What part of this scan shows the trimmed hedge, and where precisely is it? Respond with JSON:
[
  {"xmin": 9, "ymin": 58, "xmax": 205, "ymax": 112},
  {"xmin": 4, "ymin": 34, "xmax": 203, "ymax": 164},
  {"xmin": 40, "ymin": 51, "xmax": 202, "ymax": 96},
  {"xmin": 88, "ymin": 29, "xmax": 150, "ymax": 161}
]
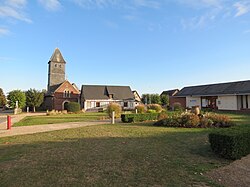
[
  {"xmin": 67, "ymin": 102, "xmax": 80, "ymax": 113},
  {"xmin": 121, "ymin": 113, "xmax": 159, "ymax": 123},
  {"xmin": 209, "ymin": 126, "xmax": 250, "ymax": 160}
]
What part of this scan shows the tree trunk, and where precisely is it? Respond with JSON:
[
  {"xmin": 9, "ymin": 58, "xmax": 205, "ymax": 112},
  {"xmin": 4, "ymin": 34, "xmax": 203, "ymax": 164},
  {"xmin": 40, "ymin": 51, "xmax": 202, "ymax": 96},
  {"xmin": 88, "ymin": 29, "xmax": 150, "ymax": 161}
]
[{"xmin": 33, "ymin": 107, "xmax": 36, "ymax": 113}]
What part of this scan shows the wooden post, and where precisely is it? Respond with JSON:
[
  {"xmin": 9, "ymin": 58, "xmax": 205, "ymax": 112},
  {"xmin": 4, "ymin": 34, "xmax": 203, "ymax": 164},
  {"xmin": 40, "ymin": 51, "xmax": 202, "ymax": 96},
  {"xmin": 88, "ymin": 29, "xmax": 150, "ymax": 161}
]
[
  {"xmin": 111, "ymin": 111, "xmax": 115, "ymax": 124},
  {"xmin": 135, "ymin": 109, "xmax": 138, "ymax": 114}
]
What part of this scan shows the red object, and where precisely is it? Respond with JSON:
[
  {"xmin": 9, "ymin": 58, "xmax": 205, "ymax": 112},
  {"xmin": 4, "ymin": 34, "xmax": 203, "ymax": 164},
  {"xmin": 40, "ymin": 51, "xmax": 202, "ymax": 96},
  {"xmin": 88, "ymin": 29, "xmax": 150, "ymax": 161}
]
[{"xmin": 7, "ymin": 115, "xmax": 11, "ymax": 130}]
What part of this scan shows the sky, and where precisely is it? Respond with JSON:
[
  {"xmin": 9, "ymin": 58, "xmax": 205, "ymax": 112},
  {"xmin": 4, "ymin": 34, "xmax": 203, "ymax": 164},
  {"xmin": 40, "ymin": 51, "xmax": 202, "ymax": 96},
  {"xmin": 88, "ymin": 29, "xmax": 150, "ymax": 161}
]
[{"xmin": 1, "ymin": 0, "xmax": 250, "ymax": 96}]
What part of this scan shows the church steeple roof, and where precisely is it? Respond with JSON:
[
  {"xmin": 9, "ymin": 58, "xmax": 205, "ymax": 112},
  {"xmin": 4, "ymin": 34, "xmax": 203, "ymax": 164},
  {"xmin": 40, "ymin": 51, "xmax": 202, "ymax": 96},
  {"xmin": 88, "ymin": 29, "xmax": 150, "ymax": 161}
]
[{"xmin": 49, "ymin": 48, "xmax": 66, "ymax": 64}]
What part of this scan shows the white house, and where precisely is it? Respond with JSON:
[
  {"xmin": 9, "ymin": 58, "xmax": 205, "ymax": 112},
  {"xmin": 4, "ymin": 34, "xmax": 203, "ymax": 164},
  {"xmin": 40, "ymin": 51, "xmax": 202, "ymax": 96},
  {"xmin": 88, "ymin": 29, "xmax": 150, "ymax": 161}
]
[
  {"xmin": 80, "ymin": 85, "xmax": 136, "ymax": 111},
  {"xmin": 174, "ymin": 80, "xmax": 250, "ymax": 111}
]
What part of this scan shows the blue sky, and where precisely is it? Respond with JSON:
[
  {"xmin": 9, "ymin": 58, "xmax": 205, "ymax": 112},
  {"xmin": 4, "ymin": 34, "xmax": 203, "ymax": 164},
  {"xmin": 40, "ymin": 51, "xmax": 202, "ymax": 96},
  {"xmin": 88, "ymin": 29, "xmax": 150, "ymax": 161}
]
[{"xmin": 1, "ymin": 0, "xmax": 250, "ymax": 95}]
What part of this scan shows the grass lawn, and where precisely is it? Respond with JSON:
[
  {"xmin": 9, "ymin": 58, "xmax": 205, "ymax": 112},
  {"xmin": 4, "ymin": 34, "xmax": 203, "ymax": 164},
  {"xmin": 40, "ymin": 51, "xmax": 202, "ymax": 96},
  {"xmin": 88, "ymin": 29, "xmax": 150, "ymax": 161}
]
[
  {"xmin": 14, "ymin": 112, "xmax": 108, "ymax": 127},
  {"xmin": 0, "ymin": 112, "xmax": 249, "ymax": 186}
]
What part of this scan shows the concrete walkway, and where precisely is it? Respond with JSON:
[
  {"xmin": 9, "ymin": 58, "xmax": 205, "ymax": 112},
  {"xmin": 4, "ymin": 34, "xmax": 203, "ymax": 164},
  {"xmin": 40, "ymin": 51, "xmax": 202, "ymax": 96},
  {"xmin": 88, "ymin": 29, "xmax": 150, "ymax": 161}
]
[{"xmin": 0, "ymin": 120, "xmax": 111, "ymax": 138}]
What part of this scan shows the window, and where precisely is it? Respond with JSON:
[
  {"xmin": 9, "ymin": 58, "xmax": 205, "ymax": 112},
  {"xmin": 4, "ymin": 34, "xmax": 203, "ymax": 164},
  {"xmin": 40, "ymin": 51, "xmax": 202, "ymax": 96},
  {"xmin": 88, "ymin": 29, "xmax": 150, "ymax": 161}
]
[
  {"xmin": 55, "ymin": 64, "xmax": 57, "ymax": 67},
  {"xmin": 64, "ymin": 90, "xmax": 70, "ymax": 98},
  {"xmin": 109, "ymin": 94, "xmax": 114, "ymax": 99},
  {"xmin": 96, "ymin": 102, "xmax": 100, "ymax": 107},
  {"xmin": 124, "ymin": 102, "xmax": 128, "ymax": 107},
  {"xmin": 59, "ymin": 65, "xmax": 61, "ymax": 68}
]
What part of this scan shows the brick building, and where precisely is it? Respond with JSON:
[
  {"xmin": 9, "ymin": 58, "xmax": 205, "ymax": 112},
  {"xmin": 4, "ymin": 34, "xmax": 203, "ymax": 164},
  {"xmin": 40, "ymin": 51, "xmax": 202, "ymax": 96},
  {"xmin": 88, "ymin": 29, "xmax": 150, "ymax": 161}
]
[{"xmin": 44, "ymin": 48, "xmax": 80, "ymax": 110}]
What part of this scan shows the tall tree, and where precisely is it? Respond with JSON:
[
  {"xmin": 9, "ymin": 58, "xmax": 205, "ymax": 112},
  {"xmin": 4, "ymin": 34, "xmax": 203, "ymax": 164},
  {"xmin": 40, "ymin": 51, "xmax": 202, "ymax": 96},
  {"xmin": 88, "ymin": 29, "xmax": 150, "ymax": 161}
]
[
  {"xmin": 7, "ymin": 90, "xmax": 26, "ymax": 109},
  {"xmin": 25, "ymin": 89, "xmax": 44, "ymax": 112},
  {"xmin": 151, "ymin": 94, "xmax": 161, "ymax": 104},
  {"xmin": 0, "ymin": 88, "xmax": 7, "ymax": 107},
  {"xmin": 160, "ymin": 94, "xmax": 169, "ymax": 106}
]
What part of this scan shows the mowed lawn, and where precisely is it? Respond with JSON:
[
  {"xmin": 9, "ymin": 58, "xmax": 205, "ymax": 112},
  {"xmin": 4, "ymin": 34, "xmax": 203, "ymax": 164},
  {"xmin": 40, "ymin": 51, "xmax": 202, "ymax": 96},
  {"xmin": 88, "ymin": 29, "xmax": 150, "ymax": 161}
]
[
  {"xmin": 0, "ymin": 113, "xmax": 249, "ymax": 186},
  {"xmin": 13, "ymin": 112, "xmax": 108, "ymax": 127}
]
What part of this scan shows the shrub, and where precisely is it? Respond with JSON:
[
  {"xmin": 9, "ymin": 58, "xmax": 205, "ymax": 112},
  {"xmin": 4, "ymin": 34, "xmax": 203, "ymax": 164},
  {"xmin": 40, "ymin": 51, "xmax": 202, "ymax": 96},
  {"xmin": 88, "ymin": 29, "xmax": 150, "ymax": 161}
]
[
  {"xmin": 67, "ymin": 102, "xmax": 81, "ymax": 113},
  {"xmin": 153, "ymin": 112, "xmax": 234, "ymax": 128},
  {"xmin": 147, "ymin": 104, "xmax": 162, "ymax": 113},
  {"xmin": 121, "ymin": 113, "xmax": 159, "ymax": 123},
  {"xmin": 173, "ymin": 102, "xmax": 183, "ymax": 112},
  {"xmin": 209, "ymin": 126, "xmax": 250, "ymax": 160},
  {"xmin": 158, "ymin": 111, "xmax": 168, "ymax": 120},
  {"xmin": 147, "ymin": 109, "xmax": 157, "ymax": 113},
  {"xmin": 180, "ymin": 113, "xmax": 200, "ymax": 128},
  {"xmin": 204, "ymin": 113, "xmax": 233, "ymax": 127},
  {"xmin": 107, "ymin": 103, "xmax": 122, "ymax": 118},
  {"xmin": 135, "ymin": 104, "xmax": 146, "ymax": 113}
]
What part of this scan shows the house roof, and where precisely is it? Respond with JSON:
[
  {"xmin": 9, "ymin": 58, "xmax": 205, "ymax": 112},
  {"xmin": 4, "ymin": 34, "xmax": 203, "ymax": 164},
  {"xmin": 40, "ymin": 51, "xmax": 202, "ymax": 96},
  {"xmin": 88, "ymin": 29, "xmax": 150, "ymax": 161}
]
[
  {"xmin": 49, "ymin": 48, "xmax": 66, "ymax": 64},
  {"xmin": 176, "ymin": 80, "xmax": 250, "ymax": 97},
  {"xmin": 81, "ymin": 85, "xmax": 134, "ymax": 100},
  {"xmin": 161, "ymin": 89, "xmax": 179, "ymax": 96},
  {"xmin": 48, "ymin": 81, "xmax": 80, "ymax": 94}
]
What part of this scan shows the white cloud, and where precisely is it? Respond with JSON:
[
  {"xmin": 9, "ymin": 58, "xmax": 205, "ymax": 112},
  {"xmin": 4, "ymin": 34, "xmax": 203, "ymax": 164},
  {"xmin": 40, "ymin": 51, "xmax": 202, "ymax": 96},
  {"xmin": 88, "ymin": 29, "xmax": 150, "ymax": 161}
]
[
  {"xmin": 0, "ymin": 27, "xmax": 9, "ymax": 35},
  {"xmin": 132, "ymin": 0, "xmax": 161, "ymax": 9},
  {"xmin": 38, "ymin": 0, "xmax": 61, "ymax": 11},
  {"xmin": 234, "ymin": 1, "xmax": 250, "ymax": 17},
  {"xmin": 0, "ymin": 5, "xmax": 31, "ymax": 23},
  {"xmin": 6, "ymin": 0, "xmax": 27, "ymax": 8}
]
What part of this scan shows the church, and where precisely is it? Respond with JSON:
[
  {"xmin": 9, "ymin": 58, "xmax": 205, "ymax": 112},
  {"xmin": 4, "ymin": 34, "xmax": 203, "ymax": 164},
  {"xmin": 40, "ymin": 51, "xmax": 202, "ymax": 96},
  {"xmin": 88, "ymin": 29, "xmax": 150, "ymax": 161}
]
[{"xmin": 44, "ymin": 48, "xmax": 137, "ymax": 111}]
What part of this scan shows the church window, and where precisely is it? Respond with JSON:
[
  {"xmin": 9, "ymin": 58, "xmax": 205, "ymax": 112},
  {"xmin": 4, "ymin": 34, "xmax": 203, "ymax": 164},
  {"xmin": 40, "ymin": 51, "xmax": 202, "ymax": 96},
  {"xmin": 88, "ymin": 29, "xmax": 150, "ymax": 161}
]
[
  {"xmin": 64, "ymin": 90, "xmax": 67, "ymax": 98},
  {"xmin": 67, "ymin": 91, "xmax": 70, "ymax": 98},
  {"xmin": 55, "ymin": 64, "xmax": 57, "ymax": 67}
]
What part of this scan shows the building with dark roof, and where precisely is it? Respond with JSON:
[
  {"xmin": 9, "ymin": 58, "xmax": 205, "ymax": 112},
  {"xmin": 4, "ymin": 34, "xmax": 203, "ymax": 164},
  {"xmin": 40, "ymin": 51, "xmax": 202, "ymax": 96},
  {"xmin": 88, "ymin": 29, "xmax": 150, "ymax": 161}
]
[
  {"xmin": 81, "ymin": 85, "xmax": 135, "ymax": 111},
  {"xmin": 174, "ymin": 80, "xmax": 250, "ymax": 111},
  {"xmin": 160, "ymin": 89, "xmax": 179, "ymax": 97},
  {"xmin": 44, "ymin": 48, "xmax": 137, "ymax": 111}
]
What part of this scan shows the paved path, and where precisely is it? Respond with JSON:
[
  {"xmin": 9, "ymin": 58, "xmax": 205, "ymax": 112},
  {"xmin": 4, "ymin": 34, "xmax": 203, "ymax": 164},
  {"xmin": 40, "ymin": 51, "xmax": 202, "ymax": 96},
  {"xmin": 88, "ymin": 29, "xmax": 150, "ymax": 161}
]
[{"xmin": 0, "ymin": 120, "xmax": 111, "ymax": 138}]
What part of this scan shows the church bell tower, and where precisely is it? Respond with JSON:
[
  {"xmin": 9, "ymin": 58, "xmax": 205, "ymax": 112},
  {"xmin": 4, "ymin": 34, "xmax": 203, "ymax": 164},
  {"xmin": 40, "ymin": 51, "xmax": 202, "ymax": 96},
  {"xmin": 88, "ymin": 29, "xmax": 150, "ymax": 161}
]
[{"xmin": 47, "ymin": 48, "xmax": 66, "ymax": 93}]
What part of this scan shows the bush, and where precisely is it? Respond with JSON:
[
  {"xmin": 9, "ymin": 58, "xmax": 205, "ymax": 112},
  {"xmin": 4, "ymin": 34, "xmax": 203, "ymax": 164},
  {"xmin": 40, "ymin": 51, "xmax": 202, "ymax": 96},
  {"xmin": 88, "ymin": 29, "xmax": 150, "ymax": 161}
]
[
  {"xmin": 147, "ymin": 104, "xmax": 162, "ymax": 113},
  {"xmin": 173, "ymin": 102, "xmax": 183, "ymax": 112},
  {"xmin": 67, "ymin": 102, "xmax": 81, "ymax": 113},
  {"xmin": 121, "ymin": 113, "xmax": 159, "ymax": 123},
  {"xmin": 209, "ymin": 126, "xmax": 250, "ymax": 160},
  {"xmin": 147, "ymin": 109, "xmax": 157, "ymax": 113},
  {"xmin": 153, "ymin": 112, "xmax": 234, "ymax": 128},
  {"xmin": 158, "ymin": 111, "xmax": 168, "ymax": 120},
  {"xmin": 107, "ymin": 103, "xmax": 122, "ymax": 118},
  {"xmin": 135, "ymin": 104, "xmax": 146, "ymax": 113}
]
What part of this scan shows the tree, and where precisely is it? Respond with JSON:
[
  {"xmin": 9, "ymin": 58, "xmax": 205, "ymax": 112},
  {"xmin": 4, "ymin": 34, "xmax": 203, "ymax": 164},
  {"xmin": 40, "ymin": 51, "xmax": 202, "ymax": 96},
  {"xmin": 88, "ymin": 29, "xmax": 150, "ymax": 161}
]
[
  {"xmin": 26, "ymin": 89, "xmax": 44, "ymax": 112},
  {"xmin": 142, "ymin": 94, "xmax": 151, "ymax": 104},
  {"xmin": 151, "ymin": 94, "xmax": 161, "ymax": 104},
  {"xmin": 7, "ymin": 90, "xmax": 26, "ymax": 109},
  {"xmin": 0, "ymin": 88, "xmax": 6, "ymax": 107},
  {"xmin": 160, "ymin": 94, "xmax": 169, "ymax": 106}
]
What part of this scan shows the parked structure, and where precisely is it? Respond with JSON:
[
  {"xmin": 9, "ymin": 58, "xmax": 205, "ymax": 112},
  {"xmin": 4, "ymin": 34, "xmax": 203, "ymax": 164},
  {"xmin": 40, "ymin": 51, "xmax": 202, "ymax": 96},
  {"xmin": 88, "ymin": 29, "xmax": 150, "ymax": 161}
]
[
  {"xmin": 80, "ymin": 85, "xmax": 135, "ymax": 111},
  {"xmin": 174, "ymin": 80, "xmax": 250, "ymax": 111},
  {"xmin": 44, "ymin": 48, "xmax": 137, "ymax": 111},
  {"xmin": 44, "ymin": 48, "xmax": 80, "ymax": 110},
  {"xmin": 133, "ymin": 90, "xmax": 142, "ymax": 106}
]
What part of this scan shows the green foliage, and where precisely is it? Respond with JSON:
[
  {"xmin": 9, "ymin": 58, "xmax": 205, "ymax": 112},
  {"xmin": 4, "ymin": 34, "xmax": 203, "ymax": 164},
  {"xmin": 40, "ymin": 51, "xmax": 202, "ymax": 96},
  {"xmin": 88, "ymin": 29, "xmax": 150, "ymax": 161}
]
[
  {"xmin": 121, "ymin": 113, "xmax": 159, "ymax": 123},
  {"xmin": 147, "ymin": 104, "xmax": 162, "ymax": 113},
  {"xmin": 67, "ymin": 102, "xmax": 81, "ymax": 113},
  {"xmin": 173, "ymin": 102, "xmax": 184, "ymax": 111},
  {"xmin": 7, "ymin": 90, "xmax": 26, "ymax": 109},
  {"xmin": 154, "ymin": 112, "xmax": 234, "ymax": 128},
  {"xmin": 107, "ymin": 103, "xmax": 122, "ymax": 118},
  {"xmin": 141, "ymin": 94, "xmax": 161, "ymax": 105},
  {"xmin": 160, "ymin": 94, "xmax": 169, "ymax": 106},
  {"xmin": 135, "ymin": 104, "xmax": 146, "ymax": 113},
  {"xmin": 158, "ymin": 110, "xmax": 168, "ymax": 120},
  {"xmin": 0, "ymin": 88, "xmax": 6, "ymax": 107},
  {"xmin": 25, "ymin": 89, "xmax": 44, "ymax": 112},
  {"xmin": 209, "ymin": 126, "xmax": 250, "ymax": 160}
]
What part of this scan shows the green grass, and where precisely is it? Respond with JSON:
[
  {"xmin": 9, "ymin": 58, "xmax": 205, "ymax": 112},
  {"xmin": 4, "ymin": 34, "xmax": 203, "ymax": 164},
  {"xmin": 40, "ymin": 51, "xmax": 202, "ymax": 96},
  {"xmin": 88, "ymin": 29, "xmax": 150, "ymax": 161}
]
[
  {"xmin": 0, "ymin": 125, "xmax": 229, "ymax": 186},
  {"xmin": 14, "ymin": 112, "xmax": 108, "ymax": 127},
  {"xmin": 0, "ymin": 112, "xmax": 248, "ymax": 186}
]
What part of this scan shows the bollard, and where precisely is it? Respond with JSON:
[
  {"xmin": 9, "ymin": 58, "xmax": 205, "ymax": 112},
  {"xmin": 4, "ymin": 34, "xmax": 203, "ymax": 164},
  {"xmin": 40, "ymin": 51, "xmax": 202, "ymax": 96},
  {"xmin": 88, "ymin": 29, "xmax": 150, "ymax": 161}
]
[
  {"xmin": 111, "ymin": 111, "xmax": 115, "ymax": 124},
  {"xmin": 7, "ymin": 115, "xmax": 11, "ymax": 130}
]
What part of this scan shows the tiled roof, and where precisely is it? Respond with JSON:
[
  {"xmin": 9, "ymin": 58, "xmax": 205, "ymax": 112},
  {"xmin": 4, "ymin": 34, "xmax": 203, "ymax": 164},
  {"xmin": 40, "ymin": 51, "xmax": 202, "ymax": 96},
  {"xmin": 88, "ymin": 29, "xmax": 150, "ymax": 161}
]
[
  {"xmin": 176, "ymin": 80, "xmax": 250, "ymax": 96},
  {"xmin": 81, "ymin": 85, "xmax": 134, "ymax": 100}
]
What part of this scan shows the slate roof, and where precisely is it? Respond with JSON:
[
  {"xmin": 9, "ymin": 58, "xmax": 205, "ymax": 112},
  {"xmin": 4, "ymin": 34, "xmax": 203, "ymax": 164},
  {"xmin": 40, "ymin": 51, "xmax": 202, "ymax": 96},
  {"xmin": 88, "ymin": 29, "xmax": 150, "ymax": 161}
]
[
  {"xmin": 176, "ymin": 80, "xmax": 250, "ymax": 97},
  {"xmin": 49, "ymin": 48, "xmax": 66, "ymax": 64},
  {"xmin": 81, "ymin": 85, "xmax": 134, "ymax": 100},
  {"xmin": 161, "ymin": 89, "xmax": 179, "ymax": 96}
]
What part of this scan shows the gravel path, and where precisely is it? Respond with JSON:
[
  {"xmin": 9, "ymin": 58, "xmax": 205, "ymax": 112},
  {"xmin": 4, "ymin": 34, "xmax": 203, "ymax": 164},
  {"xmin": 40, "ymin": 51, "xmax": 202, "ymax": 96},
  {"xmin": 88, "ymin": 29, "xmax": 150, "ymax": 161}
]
[
  {"xmin": 206, "ymin": 154, "xmax": 250, "ymax": 187},
  {"xmin": 0, "ymin": 120, "xmax": 111, "ymax": 138}
]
